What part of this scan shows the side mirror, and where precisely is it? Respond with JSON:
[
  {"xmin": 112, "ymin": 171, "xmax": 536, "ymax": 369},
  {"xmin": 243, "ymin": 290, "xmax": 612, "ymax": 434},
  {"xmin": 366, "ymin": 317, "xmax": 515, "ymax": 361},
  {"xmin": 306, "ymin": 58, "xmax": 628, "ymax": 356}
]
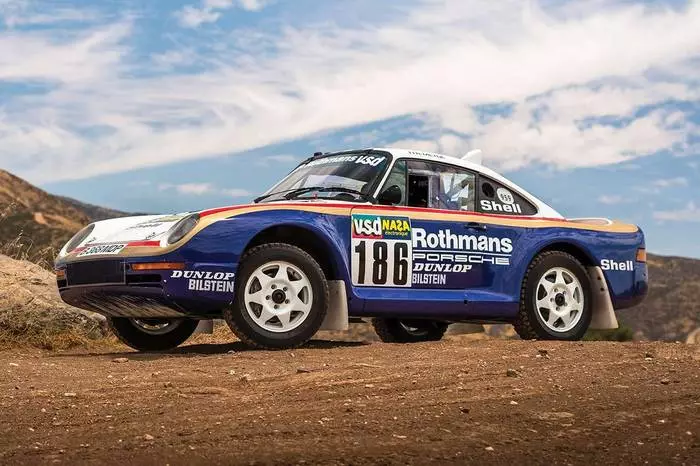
[{"xmin": 377, "ymin": 185, "xmax": 402, "ymax": 206}]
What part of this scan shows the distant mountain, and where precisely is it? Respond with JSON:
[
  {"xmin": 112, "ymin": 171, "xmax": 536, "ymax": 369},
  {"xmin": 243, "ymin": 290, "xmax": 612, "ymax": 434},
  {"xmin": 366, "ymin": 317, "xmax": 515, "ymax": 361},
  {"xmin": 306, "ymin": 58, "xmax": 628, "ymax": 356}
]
[
  {"xmin": 0, "ymin": 169, "xmax": 129, "ymax": 265},
  {"xmin": 0, "ymin": 169, "xmax": 697, "ymax": 341},
  {"xmin": 617, "ymin": 253, "xmax": 700, "ymax": 342},
  {"xmin": 56, "ymin": 196, "xmax": 128, "ymax": 222}
]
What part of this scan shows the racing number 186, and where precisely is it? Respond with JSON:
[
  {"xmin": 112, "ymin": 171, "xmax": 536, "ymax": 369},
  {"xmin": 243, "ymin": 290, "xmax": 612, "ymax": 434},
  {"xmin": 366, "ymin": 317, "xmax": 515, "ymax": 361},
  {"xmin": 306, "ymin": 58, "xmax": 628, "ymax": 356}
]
[{"xmin": 353, "ymin": 240, "xmax": 410, "ymax": 286}]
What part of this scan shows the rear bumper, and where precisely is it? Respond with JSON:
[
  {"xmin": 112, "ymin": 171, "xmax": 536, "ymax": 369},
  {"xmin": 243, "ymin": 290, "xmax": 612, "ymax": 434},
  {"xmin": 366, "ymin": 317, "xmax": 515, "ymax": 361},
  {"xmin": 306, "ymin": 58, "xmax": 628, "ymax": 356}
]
[
  {"xmin": 56, "ymin": 258, "xmax": 237, "ymax": 318},
  {"xmin": 612, "ymin": 261, "xmax": 649, "ymax": 310}
]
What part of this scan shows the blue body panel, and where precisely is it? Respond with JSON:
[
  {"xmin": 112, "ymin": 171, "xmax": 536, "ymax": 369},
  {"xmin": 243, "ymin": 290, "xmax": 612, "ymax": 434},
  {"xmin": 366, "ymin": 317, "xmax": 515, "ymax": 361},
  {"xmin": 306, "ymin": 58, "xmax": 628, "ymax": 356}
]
[{"xmin": 56, "ymin": 205, "xmax": 648, "ymax": 321}]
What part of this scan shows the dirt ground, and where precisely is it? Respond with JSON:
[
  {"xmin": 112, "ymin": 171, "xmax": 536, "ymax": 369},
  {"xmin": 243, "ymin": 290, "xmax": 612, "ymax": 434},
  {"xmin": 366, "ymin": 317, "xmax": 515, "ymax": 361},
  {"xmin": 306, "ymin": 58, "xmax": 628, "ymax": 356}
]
[{"xmin": 0, "ymin": 336, "xmax": 698, "ymax": 466}]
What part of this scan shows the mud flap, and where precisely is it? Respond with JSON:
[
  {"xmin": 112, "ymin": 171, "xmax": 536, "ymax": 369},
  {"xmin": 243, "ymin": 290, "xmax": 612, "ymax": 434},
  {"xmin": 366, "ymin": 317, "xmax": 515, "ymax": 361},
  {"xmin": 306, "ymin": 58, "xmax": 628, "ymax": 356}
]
[
  {"xmin": 587, "ymin": 266, "xmax": 619, "ymax": 330},
  {"xmin": 320, "ymin": 280, "xmax": 349, "ymax": 331},
  {"xmin": 194, "ymin": 319, "xmax": 214, "ymax": 334}
]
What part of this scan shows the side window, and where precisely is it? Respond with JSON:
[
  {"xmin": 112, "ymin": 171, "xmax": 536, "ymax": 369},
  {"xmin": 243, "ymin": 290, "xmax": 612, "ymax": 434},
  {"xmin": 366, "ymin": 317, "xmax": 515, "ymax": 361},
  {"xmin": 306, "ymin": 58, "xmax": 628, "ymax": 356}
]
[
  {"xmin": 406, "ymin": 161, "xmax": 475, "ymax": 211},
  {"xmin": 477, "ymin": 177, "xmax": 537, "ymax": 215},
  {"xmin": 378, "ymin": 160, "xmax": 407, "ymax": 205}
]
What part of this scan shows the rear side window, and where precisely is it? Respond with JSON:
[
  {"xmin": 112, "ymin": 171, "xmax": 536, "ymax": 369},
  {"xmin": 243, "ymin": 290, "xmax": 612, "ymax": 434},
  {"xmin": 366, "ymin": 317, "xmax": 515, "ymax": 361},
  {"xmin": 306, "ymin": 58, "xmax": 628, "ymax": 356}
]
[{"xmin": 477, "ymin": 177, "xmax": 537, "ymax": 216}]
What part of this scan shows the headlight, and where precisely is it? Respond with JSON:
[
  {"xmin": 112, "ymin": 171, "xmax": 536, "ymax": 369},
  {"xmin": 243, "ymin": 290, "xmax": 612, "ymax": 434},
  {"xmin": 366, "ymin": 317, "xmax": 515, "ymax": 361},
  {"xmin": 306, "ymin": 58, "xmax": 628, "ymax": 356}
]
[
  {"xmin": 166, "ymin": 214, "xmax": 199, "ymax": 245},
  {"xmin": 64, "ymin": 224, "xmax": 95, "ymax": 254}
]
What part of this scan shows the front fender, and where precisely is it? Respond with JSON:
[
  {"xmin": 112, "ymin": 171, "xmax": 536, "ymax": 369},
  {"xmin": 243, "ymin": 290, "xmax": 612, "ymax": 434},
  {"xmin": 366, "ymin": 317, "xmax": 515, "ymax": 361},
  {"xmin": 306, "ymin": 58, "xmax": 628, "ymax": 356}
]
[{"xmin": 168, "ymin": 210, "xmax": 353, "ymax": 283}]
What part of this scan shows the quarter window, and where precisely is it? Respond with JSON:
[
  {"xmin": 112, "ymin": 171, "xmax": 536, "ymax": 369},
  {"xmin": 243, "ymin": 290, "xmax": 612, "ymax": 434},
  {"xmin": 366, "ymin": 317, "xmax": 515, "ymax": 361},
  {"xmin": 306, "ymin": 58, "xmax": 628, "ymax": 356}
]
[{"xmin": 477, "ymin": 177, "xmax": 537, "ymax": 215}]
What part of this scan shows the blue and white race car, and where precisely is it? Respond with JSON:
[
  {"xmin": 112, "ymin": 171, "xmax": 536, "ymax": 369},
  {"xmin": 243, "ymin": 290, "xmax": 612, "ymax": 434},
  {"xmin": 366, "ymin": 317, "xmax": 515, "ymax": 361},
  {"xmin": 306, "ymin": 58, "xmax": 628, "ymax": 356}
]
[{"xmin": 55, "ymin": 148, "xmax": 648, "ymax": 351}]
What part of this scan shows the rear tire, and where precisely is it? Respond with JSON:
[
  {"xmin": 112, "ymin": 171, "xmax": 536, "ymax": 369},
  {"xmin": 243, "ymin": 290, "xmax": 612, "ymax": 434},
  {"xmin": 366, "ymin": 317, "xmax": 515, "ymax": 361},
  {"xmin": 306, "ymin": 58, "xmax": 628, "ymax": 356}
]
[
  {"xmin": 514, "ymin": 251, "xmax": 592, "ymax": 341},
  {"xmin": 108, "ymin": 318, "xmax": 198, "ymax": 351},
  {"xmin": 372, "ymin": 318, "xmax": 448, "ymax": 343},
  {"xmin": 224, "ymin": 243, "xmax": 329, "ymax": 350}
]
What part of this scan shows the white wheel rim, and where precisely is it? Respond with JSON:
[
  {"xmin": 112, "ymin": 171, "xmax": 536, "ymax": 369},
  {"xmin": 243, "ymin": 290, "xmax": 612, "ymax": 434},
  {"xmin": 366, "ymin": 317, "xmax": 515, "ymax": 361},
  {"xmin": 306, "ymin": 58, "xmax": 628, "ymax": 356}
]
[
  {"xmin": 243, "ymin": 261, "xmax": 313, "ymax": 333},
  {"xmin": 534, "ymin": 267, "xmax": 584, "ymax": 333},
  {"xmin": 131, "ymin": 319, "xmax": 181, "ymax": 335}
]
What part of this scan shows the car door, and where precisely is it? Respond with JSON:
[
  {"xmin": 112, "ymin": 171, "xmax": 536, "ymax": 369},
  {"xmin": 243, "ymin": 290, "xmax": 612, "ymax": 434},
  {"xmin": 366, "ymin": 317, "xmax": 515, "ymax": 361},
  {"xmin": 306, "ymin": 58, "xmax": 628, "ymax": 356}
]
[{"xmin": 351, "ymin": 159, "xmax": 524, "ymax": 318}]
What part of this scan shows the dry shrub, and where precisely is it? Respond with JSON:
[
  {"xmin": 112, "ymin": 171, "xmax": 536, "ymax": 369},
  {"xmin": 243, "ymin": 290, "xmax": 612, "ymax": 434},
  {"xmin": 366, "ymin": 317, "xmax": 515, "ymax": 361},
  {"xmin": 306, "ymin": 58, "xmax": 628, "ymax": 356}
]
[{"xmin": 0, "ymin": 304, "xmax": 107, "ymax": 351}]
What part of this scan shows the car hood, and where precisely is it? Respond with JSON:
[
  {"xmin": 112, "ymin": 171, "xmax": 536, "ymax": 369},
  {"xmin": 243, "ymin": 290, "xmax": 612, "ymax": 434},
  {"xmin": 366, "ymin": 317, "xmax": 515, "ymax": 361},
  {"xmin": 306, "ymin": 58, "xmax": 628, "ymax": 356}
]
[{"xmin": 59, "ymin": 213, "xmax": 192, "ymax": 258}]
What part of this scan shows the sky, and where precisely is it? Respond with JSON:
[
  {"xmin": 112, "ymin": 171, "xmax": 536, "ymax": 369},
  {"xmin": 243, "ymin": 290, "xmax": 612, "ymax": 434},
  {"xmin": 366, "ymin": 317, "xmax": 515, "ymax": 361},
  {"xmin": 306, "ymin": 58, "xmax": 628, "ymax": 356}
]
[{"xmin": 0, "ymin": 0, "xmax": 698, "ymax": 258}]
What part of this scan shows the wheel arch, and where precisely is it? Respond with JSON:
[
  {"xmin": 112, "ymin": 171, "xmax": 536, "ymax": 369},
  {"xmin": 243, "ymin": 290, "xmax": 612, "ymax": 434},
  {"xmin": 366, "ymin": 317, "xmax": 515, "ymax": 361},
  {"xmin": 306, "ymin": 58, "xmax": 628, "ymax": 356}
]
[
  {"xmin": 522, "ymin": 239, "xmax": 618, "ymax": 332},
  {"xmin": 241, "ymin": 223, "xmax": 342, "ymax": 281},
  {"xmin": 529, "ymin": 240, "xmax": 597, "ymax": 268}
]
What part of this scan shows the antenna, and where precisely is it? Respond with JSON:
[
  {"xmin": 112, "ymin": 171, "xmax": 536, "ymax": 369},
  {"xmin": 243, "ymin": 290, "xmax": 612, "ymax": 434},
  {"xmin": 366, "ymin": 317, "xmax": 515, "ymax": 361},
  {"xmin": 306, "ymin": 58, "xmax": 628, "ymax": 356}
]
[{"xmin": 461, "ymin": 149, "xmax": 483, "ymax": 165}]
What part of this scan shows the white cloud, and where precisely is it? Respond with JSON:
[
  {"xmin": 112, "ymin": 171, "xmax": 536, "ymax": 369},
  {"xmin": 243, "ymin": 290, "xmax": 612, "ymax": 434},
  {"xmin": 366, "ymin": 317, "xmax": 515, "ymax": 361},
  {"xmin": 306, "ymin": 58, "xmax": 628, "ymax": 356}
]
[
  {"xmin": 255, "ymin": 154, "xmax": 299, "ymax": 166},
  {"xmin": 236, "ymin": 0, "xmax": 272, "ymax": 11},
  {"xmin": 159, "ymin": 182, "xmax": 251, "ymax": 197},
  {"xmin": 652, "ymin": 177, "xmax": 688, "ymax": 188},
  {"xmin": 222, "ymin": 188, "xmax": 253, "ymax": 197},
  {"xmin": 2, "ymin": 0, "xmax": 700, "ymax": 183},
  {"xmin": 176, "ymin": 0, "xmax": 269, "ymax": 28},
  {"xmin": 653, "ymin": 202, "xmax": 700, "ymax": 222},
  {"xmin": 175, "ymin": 5, "xmax": 221, "ymax": 28},
  {"xmin": 598, "ymin": 195, "xmax": 625, "ymax": 205}
]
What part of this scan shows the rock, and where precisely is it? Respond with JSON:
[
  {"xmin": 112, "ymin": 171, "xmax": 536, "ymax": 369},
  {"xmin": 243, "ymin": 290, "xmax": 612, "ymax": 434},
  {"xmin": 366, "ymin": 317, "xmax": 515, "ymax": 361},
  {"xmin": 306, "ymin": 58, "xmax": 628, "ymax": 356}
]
[
  {"xmin": 228, "ymin": 370, "xmax": 236, "ymax": 375},
  {"xmin": 112, "ymin": 357, "xmax": 129, "ymax": 364},
  {"xmin": 485, "ymin": 446, "xmax": 494, "ymax": 451},
  {"xmin": 537, "ymin": 349, "xmax": 549, "ymax": 358},
  {"xmin": 143, "ymin": 434, "xmax": 154, "ymax": 441},
  {"xmin": 536, "ymin": 412, "xmax": 574, "ymax": 421},
  {"xmin": 63, "ymin": 393, "xmax": 77, "ymax": 397},
  {"xmin": 506, "ymin": 368, "xmax": 520, "ymax": 378},
  {"xmin": 240, "ymin": 374, "xmax": 251, "ymax": 383},
  {"xmin": 9, "ymin": 362, "xmax": 19, "ymax": 367},
  {"xmin": 660, "ymin": 378, "xmax": 670, "ymax": 385},
  {"xmin": 163, "ymin": 381, "xmax": 173, "ymax": 388},
  {"xmin": 459, "ymin": 407, "xmax": 470, "ymax": 414},
  {"xmin": 510, "ymin": 400, "xmax": 519, "ymax": 405},
  {"xmin": 296, "ymin": 368, "xmax": 312, "ymax": 374}
]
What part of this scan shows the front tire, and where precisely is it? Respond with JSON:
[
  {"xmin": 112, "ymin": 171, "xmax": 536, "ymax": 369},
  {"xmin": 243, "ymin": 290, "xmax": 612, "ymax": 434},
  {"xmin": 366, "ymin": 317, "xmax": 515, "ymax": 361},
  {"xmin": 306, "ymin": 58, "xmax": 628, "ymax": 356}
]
[
  {"xmin": 108, "ymin": 318, "xmax": 198, "ymax": 351},
  {"xmin": 224, "ymin": 243, "xmax": 329, "ymax": 349},
  {"xmin": 514, "ymin": 251, "xmax": 592, "ymax": 341},
  {"xmin": 372, "ymin": 318, "xmax": 448, "ymax": 343}
]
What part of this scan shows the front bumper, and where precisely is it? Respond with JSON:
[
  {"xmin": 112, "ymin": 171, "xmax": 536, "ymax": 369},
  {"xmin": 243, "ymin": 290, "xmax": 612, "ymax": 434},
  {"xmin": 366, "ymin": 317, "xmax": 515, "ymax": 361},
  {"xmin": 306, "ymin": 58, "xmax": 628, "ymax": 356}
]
[{"xmin": 56, "ymin": 258, "xmax": 237, "ymax": 318}]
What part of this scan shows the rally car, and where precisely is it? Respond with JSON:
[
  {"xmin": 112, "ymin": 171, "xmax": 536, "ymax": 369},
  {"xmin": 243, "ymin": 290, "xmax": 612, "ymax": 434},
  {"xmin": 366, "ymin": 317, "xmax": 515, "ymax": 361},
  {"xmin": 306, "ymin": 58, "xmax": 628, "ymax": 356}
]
[{"xmin": 54, "ymin": 148, "xmax": 648, "ymax": 351}]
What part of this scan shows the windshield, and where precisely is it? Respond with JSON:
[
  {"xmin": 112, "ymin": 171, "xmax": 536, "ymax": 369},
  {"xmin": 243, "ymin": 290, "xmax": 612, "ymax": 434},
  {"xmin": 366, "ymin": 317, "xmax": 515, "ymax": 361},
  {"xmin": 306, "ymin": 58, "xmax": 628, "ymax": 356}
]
[{"xmin": 256, "ymin": 151, "xmax": 391, "ymax": 203}]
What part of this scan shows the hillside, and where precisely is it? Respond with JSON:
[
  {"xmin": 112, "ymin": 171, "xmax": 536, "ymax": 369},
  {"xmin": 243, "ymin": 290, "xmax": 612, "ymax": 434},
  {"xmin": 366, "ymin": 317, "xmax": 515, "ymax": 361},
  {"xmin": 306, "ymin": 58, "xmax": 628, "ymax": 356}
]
[
  {"xmin": 618, "ymin": 253, "xmax": 700, "ymax": 342},
  {"xmin": 0, "ymin": 169, "xmax": 127, "ymax": 265}
]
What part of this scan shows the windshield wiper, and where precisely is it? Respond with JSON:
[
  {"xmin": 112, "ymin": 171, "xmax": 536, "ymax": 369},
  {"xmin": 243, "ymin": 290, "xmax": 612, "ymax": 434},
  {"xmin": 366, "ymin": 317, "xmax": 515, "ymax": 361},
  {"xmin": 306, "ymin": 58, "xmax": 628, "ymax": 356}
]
[{"xmin": 284, "ymin": 186, "xmax": 368, "ymax": 201}]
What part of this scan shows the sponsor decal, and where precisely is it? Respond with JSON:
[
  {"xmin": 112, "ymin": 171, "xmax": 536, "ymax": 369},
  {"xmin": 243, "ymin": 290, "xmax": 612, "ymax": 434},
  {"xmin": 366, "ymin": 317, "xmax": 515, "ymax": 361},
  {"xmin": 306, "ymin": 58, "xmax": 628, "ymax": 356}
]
[
  {"xmin": 412, "ymin": 273, "xmax": 446, "ymax": 285},
  {"xmin": 352, "ymin": 215, "xmax": 411, "ymax": 240},
  {"xmin": 306, "ymin": 155, "xmax": 386, "ymax": 168},
  {"xmin": 496, "ymin": 188, "xmax": 515, "ymax": 205},
  {"xmin": 170, "ymin": 270, "xmax": 235, "ymax": 293},
  {"xmin": 351, "ymin": 214, "xmax": 413, "ymax": 287},
  {"xmin": 77, "ymin": 243, "xmax": 126, "ymax": 257},
  {"xmin": 406, "ymin": 150, "xmax": 445, "ymax": 159},
  {"xmin": 601, "ymin": 259, "xmax": 634, "ymax": 271},
  {"xmin": 480, "ymin": 199, "xmax": 522, "ymax": 214},
  {"xmin": 412, "ymin": 228, "xmax": 512, "ymax": 254},
  {"xmin": 127, "ymin": 222, "xmax": 164, "ymax": 230}
]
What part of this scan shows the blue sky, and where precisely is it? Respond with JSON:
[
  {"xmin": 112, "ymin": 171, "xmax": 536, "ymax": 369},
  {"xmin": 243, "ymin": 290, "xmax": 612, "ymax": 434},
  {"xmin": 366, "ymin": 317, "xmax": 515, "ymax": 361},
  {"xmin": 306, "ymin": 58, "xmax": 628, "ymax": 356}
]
[{"xmin": 0, "ymin": 0, "xmax": 699, "ymax": 258}]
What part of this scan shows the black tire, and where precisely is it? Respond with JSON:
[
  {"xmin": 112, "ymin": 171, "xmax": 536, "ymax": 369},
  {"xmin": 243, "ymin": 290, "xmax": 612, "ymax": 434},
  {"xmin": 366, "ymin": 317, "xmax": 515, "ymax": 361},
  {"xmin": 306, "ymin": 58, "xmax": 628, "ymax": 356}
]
[
  {"xmin": 224, "ymin": 243, "xmax": 329, "ymax": 350},
  {"xmin": 372, "ymin": 318, "xmax": 448, "ymax": 343},
  {"xmin": 108, "ymin": 318, "xmax": 198, "ymax": 352},
  {"xmin": 514, "ymin": 251, "xmax": 592, "ymax": 341}
]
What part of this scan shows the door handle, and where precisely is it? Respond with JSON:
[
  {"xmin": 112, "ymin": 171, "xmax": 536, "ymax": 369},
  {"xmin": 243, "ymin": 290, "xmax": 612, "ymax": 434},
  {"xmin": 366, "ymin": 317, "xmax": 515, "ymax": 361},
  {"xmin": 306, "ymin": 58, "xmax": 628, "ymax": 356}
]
[{"xmin": 465, "ymin": 222, "xmax": 487, "ymax": 231}]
